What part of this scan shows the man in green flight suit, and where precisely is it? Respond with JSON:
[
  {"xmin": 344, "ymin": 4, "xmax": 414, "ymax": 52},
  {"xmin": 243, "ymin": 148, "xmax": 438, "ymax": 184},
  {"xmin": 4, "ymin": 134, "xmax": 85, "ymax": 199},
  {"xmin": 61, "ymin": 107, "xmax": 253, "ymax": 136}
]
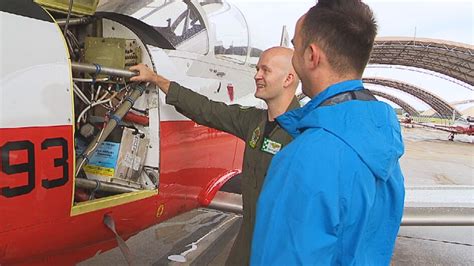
[{"xmin": 130, "ymin": 46, "xmax": 299, "ymax": 265}]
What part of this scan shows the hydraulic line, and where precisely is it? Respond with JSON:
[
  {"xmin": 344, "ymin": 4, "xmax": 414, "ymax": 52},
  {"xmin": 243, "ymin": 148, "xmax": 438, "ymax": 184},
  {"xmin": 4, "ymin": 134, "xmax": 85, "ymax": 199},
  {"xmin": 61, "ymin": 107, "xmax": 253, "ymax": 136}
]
[
  {"xmin": 75, "ymin": 82, "xmax": 149, "ymax": 177},
  {"xmin": 57, "ymin": 17, "xmax": 92, "ymax": 27},
  {"xmin": 71, "ymin": 62, "xmax": 137, "ymax": 78},
  {"xmin": 124, "ymin": 112, "xmax": 149, "ymax": 126},
  {"xmin": 75, "ymin": 178, "xmax": 139, "ymax": 194}
]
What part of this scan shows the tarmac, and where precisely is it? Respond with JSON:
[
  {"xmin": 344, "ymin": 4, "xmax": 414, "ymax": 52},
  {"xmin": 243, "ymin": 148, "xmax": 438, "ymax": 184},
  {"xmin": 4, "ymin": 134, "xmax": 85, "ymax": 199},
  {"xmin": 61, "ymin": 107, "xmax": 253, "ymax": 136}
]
[{"xmin": 80, "ymin": 126, "xmax": 474, "ymax": 265}]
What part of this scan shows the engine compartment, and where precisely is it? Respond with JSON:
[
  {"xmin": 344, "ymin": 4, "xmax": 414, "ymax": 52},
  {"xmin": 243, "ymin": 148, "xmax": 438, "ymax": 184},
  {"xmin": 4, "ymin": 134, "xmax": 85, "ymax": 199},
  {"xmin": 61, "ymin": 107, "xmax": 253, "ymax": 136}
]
[{"xmin": 51, "ymin": 9, "xmax": 162, "ymax": 203}]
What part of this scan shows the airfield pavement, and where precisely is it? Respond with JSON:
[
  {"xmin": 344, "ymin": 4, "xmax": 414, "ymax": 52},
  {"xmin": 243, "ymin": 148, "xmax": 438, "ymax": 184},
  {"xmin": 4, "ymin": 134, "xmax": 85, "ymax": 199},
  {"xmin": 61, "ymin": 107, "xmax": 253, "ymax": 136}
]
[{"xmin": 80, "ymin": 126, "xmax": 474, "ymax": 265}]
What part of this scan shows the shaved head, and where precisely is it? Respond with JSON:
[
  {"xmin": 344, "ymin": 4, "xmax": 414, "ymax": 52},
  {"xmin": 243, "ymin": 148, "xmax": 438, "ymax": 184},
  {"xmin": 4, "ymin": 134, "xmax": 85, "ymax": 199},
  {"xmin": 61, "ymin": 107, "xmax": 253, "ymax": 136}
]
[
  {"xmin": 254, "ymin": 46, "xmax": 299, "ymax": 104},
  {"xmin": 259, "ymin": 46, "xmax": 299, "ymax": 88},
  {"xmin": 254, "ymin": 46, "xmax": 300, "ymax": 120},
  {"xmin": 262, "ymin": 46, "xmax": 294, "ymax": 61},
  {"xmin": 262, "ymin": 47, "xmax": 297, "ymax": 77}
]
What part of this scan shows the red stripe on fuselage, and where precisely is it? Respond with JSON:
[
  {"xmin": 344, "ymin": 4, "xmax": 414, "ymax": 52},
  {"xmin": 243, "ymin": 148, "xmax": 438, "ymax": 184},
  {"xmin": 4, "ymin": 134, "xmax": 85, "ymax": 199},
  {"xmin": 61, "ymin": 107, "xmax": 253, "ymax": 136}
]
[
  {"xmin": 0, "ymin": 121, "xmax": 244, "ymax": 264},
  {"xmin": 160, "ymin": 120, "xmax": 244, "ymax": 189},
  {"xmin": 0, "ymin": 125, "xmax": 74, "ymax": 232}
]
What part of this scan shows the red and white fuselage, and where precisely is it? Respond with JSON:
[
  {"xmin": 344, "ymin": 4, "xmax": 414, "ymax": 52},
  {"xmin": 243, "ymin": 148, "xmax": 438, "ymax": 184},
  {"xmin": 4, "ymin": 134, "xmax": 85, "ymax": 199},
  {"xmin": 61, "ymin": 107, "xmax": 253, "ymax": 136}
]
[{"xmin": 0, "ymin": 0, "xmax": 256, "ymax": 264}]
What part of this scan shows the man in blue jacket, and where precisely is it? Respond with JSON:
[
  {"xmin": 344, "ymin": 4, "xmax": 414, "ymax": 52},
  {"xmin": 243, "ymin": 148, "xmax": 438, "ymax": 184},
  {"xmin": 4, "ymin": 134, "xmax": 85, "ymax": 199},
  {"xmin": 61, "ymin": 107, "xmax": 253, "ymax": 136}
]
[{"xmin": 250, "ymin": 0, "xmax": 405, "ymax": 265}]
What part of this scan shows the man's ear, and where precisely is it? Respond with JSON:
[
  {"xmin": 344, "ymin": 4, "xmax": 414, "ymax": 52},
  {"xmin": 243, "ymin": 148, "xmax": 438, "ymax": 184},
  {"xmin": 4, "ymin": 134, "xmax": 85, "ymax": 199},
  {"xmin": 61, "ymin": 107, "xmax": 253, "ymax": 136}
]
[
  {"xmin": 306, "ymin": 43, "xmax": 320, "ymax": 69},
  {"xmin": 283, "ymin": 73, "xmax": 295, "ymax": 88}
]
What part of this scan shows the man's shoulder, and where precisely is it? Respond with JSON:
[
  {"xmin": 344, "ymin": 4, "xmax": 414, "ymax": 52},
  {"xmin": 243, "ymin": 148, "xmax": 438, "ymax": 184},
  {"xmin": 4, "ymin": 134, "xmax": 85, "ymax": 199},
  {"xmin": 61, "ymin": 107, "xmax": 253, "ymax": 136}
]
[
  {"xmin": 297, "ymin": 127, "xmax": 339, "ymax": 143},
  {"xmin": 231, "ymin": 104, "xmax": 266, "ymax": 119},
  {"xmin": 236, "ymin": 105, "xmax": 254, "ymax": 111},
  {"xmin": 235, "ymin": 105, "xmax": 262, "ymax": 112},
  {"xmin": 285, "ymin": 128, "xmax": 351, "ymax": 155}
]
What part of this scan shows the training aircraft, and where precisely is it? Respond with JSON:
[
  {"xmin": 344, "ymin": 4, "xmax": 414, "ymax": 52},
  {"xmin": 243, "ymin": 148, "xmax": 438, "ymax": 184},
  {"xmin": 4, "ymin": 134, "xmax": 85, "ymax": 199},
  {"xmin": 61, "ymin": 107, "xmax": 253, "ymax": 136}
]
[
  {"xmin": 4, "ymin": 0, "xmax": 473, "ymax": 264},
  {"xmin": 412, "ymin": 121, "xmax": 474, "ymax": 141},
  {"xmin": 400, "ymin": 113, "xmax": 474, "ymax": 141},
  {"xmin": 0, "ymin": 0, "xmax": 260, "ymax": 264}
]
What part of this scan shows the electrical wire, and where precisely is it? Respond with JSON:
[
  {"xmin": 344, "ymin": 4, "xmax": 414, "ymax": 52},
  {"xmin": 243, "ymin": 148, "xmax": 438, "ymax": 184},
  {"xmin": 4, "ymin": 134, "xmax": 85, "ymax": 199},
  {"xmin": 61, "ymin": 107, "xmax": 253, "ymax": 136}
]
[
  {"xmin": 90, "ymin": 83, "xmax": 95, "ymax": 103},
  {"xmin": 63, "ymin": 0, "xmax": 74, "ymax": 35},
  {"xmin": 77, "ymin": 91, "xmax": 118, "ymax": 126},
  {"xmin": 65, "ymin": 30, "xmax": 80, "ymax": 59},
  {"xmin": 73, "ymin": 83, "xmax": 91, "ymax": 105},
  {"xmin": 66, "ymin": 30, "xmax": 80, "ymax": 48},
  {"xmin": 65, "ymin": 36, "xmax": 74, "ymax": 57}
]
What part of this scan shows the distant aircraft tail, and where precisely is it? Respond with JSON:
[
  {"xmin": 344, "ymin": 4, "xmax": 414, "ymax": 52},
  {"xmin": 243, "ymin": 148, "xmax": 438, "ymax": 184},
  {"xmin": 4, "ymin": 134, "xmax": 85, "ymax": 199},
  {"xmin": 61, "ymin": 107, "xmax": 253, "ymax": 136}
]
[{"xmin": 280, "ymin": 25, "xmax": 290, "ymax": 47}]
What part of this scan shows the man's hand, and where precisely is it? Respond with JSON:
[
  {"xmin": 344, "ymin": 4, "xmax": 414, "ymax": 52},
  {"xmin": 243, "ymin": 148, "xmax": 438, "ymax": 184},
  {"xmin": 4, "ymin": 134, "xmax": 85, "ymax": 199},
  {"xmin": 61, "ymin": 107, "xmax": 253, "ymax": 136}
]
[{"xmin": 129, "ymin": 64, "xmax": 171, "ymax": 94}]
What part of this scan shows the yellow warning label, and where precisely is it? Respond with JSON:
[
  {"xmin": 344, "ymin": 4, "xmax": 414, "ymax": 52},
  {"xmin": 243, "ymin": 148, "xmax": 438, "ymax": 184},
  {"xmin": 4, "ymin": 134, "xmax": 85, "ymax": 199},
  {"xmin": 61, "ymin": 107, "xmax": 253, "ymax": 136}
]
[{"xmin": 84, "ymin": 165, "xmax": 115, "ymax": 177}]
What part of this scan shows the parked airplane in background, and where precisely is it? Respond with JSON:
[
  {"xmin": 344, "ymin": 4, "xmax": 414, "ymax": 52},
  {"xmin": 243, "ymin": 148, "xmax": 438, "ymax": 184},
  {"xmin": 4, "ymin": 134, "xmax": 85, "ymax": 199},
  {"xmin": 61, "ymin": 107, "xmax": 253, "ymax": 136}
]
[
  {"xmin": 0, "ymin": 0, "xmax": 258, "ymax": 264},
  {"xmin": 415, "ymin": 121, "xmax": 474, "ymax": 141},
  {"xmin": 400, "ymin": 114, "xmax": 474, "ymax": 141}
]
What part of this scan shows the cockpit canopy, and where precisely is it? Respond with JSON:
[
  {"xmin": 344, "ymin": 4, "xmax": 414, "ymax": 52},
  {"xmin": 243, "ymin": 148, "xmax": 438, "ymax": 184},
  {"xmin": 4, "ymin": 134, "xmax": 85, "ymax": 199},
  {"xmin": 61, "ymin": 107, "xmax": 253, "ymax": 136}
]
[{"xmin": 99, "ymin": 0, "xmax": 255, "ymax": 64}]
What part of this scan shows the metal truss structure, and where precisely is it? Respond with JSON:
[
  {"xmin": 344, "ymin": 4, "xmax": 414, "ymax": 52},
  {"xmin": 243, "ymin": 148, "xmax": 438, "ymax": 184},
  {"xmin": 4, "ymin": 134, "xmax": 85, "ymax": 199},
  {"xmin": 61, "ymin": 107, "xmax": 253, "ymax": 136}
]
[
  {"xmin": 369, "ymin": 90, "xmax": 419, "ymax": 116},
  {"xmin": 370, "ymin": 37, "xmax": 474, "ymax": 86},
  {"xmin": 363, "ymin": 77, "xmax": 461, "ymax": 118}
]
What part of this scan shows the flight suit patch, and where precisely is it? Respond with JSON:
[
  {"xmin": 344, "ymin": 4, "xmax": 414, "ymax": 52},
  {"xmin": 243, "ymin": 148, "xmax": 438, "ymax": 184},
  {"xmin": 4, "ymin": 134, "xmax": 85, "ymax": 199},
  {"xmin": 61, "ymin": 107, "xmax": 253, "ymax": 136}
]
[
  {"xmin": 260, "ymin": 137, "xmax": 282, "ymax": 155},
  {"xmin": 249, "ymin": 126, "xmax": 261, "ymax": 148}
]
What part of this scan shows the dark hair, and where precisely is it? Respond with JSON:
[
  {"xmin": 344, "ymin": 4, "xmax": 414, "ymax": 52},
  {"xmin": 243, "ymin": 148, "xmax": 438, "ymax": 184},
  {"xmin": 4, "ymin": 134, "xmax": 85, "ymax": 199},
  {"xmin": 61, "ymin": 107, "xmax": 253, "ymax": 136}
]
[{"xmin": 301, "ymin": 0, "xmax": 377, "ymax": 76}]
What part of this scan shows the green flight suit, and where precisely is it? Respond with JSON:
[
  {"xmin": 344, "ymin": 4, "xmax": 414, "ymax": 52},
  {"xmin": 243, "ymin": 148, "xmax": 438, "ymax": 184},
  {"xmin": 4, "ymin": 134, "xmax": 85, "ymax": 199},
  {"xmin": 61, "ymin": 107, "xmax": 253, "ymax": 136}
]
[{"xmin": 166, "ymin": 82, "xmax": 300, "ymax": 265}]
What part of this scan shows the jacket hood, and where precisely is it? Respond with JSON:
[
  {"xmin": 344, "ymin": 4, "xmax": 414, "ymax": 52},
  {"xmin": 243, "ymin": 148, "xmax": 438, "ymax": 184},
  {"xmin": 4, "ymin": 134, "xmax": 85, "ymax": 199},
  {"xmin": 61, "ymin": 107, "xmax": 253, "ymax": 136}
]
[{"xmin": 277, "ymin": 80, "xmax": 404, "ymax": 181}]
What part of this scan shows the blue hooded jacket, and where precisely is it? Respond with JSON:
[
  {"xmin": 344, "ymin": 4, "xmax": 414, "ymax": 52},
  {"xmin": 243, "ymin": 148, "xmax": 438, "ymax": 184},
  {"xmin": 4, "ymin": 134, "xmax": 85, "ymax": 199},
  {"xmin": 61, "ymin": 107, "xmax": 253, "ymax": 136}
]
[{"xmin": 250, "ymin": 80, "xmax": 405, "ymax": 265}]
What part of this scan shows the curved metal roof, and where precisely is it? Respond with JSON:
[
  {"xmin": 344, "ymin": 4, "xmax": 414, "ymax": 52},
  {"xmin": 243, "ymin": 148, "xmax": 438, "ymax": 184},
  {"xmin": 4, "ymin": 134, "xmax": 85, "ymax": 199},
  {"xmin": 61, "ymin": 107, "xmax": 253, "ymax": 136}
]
[
  {"xmin": 363, "ymin": 77, "xmax": 461, "ymax": 118},
  {"xmin": 370, "ymin": 37, "xmax": 474, "ymax": 86},
  {"xmin": 369, "ymin": 90, "xmax": 419, "ymax": 116}
]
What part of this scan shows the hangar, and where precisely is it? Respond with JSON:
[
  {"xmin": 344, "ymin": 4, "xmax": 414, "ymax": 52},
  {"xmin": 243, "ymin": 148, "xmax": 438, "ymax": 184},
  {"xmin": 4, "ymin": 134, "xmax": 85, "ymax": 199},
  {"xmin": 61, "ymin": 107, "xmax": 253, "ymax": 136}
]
[
  {"xmin": 363, "ymin": 77, "xmax": 461, "ymax": 117},
  {"xmin": 367, "ymin": 37, "xmax": 473, "ymax": 117}
]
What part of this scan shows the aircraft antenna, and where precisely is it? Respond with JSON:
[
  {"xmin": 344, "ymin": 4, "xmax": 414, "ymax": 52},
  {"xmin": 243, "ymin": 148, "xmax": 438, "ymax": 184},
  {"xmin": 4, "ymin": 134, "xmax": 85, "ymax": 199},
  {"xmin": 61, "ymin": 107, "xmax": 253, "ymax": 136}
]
[{"xmin": 280, "ymin": 25, "xmax": 289, "ymax": 47}]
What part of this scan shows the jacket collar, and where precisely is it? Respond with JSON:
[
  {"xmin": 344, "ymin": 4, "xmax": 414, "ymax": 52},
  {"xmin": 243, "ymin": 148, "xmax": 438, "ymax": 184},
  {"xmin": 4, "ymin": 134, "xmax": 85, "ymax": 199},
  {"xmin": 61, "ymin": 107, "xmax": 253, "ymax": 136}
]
[{"xmin": 276, "ymin": 79, "xmax": 364, "ymax": 137}]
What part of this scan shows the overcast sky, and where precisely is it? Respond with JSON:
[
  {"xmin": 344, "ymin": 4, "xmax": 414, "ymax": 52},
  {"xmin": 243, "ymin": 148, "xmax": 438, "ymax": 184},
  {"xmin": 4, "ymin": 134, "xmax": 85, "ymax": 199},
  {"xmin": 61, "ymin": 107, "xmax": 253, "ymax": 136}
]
[
  {"xmin": 228, "ymin": 0, "xmax": 473, "ymax": 111},
  {"xmin": 230, "ymin": 0, "xmax": 472, "ymax": 48}
]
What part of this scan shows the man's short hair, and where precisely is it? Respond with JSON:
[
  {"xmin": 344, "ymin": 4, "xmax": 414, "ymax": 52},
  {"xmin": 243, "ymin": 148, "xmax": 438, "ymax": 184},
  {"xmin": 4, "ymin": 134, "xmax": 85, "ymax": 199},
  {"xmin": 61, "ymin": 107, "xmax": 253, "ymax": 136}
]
[{"xmin": 302, "ymin": 0, "xmax": 377, "ymax": 76}]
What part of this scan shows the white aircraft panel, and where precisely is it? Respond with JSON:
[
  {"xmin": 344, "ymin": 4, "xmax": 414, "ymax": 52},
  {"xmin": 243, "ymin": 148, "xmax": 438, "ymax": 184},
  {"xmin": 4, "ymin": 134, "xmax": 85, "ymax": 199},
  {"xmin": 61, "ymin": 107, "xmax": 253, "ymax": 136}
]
[{"xmin": 0, "ymin": 12, "xmax": 72, "ymax": 128}]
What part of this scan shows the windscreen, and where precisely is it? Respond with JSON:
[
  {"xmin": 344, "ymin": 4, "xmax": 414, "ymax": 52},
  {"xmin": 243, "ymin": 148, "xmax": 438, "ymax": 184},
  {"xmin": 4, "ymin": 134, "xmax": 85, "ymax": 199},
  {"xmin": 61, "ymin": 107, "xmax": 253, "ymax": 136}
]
[{"xmin": 98, "ymin": 0, "xmax": 209, "ymax": 54}]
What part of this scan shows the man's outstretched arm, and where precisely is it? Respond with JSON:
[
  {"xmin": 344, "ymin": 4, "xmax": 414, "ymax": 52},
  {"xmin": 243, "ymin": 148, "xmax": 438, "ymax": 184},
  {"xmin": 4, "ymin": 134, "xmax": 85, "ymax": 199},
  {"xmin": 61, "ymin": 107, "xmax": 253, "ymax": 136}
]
[{"xmin": 129, "ymin": 64, "xmax": 257, "ymax": 140}]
